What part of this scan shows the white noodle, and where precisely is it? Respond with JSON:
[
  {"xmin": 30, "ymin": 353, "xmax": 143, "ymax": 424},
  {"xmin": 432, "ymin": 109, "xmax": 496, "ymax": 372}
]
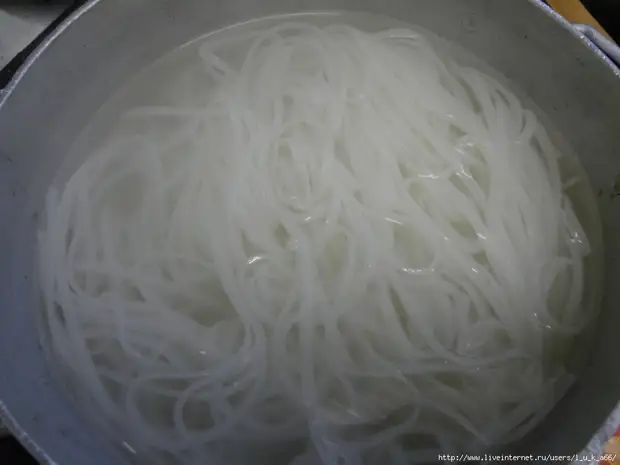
[{"xmin": 38, "ymin": 23, "xmax": 598, "ymax": 465}]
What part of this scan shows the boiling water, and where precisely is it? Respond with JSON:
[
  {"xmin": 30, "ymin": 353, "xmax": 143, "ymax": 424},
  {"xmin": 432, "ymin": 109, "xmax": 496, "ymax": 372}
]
[{"xmin": 39, "ymin": 12, "xmax": 604, "ymax": 465}]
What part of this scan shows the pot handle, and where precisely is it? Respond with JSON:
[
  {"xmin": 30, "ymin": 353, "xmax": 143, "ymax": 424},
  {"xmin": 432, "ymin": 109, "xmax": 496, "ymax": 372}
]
[{"xmin": 573, "ymin": 23, "xmax": 620, "ymax": 67}]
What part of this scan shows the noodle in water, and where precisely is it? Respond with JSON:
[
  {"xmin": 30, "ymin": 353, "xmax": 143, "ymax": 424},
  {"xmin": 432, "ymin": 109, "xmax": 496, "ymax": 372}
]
[{"xmin": 38, "ymin": 22, "xmax": 599, "ymax": 465}]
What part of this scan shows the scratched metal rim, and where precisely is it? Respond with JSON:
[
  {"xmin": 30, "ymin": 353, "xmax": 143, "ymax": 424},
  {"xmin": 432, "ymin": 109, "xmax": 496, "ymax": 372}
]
[
  {"xmin": 0, "ymin": 1, "xmax": 619, "ymax": 464},
  {"xmin": 532, "ymin": 0, "xmax": 620, "ymax": 75}
]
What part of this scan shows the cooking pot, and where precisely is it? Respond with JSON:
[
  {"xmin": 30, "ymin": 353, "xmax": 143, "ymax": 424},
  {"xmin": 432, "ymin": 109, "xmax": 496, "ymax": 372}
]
[{"xmin": 1, "ymin": 1, "xmax": 619, "ymax": 464}]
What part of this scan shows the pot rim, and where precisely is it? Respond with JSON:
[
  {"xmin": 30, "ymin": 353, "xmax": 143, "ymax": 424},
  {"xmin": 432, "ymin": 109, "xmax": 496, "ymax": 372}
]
[{"xmin": 0, "ymin": 0, "xmax": 618, "ymax": 115}]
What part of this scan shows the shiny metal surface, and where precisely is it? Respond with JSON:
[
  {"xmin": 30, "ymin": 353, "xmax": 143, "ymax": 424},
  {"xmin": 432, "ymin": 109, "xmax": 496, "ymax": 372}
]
[
  {"xmin": 0, "ymin": 1, "xmax": 68, "ymax": 443},
  {"xmin": 0, "ymin": 2, "xmax": 68, "ymax": 69},
  {"xmin": 0, "ymin": 1, "xmax": 619, "ymax": 464},
  {"xmin": 574, "ymin": 23, "xmax": 620, "ymax": 66}
]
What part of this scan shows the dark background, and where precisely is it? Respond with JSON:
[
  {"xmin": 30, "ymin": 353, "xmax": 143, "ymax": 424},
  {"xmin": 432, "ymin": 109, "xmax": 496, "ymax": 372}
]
[
  {"xmin": 0, "ymin": 0, "xmax": 618, "ymax": 464},
  {"xmin": 582, "ymin": 0, "xmax": 620, "ymax": 39}
]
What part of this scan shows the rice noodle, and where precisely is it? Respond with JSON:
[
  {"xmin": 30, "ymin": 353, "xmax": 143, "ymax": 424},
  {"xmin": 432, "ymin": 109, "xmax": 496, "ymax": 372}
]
[{"xmin": 38, "ymin": 22, "xmax": 598, "ymax": 465}]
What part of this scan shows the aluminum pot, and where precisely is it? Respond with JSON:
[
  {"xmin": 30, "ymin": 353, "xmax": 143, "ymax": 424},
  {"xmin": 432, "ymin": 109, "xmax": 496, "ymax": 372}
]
[{"xmin": 0, "ymin": 1, "xmax": 619, "ymax": 464}]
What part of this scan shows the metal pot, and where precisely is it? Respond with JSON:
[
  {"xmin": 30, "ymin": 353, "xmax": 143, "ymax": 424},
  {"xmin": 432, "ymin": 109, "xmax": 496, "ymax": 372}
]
[{"xmin": 0, "ymin": 1, "xmax": 619, "ymax": 464}]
